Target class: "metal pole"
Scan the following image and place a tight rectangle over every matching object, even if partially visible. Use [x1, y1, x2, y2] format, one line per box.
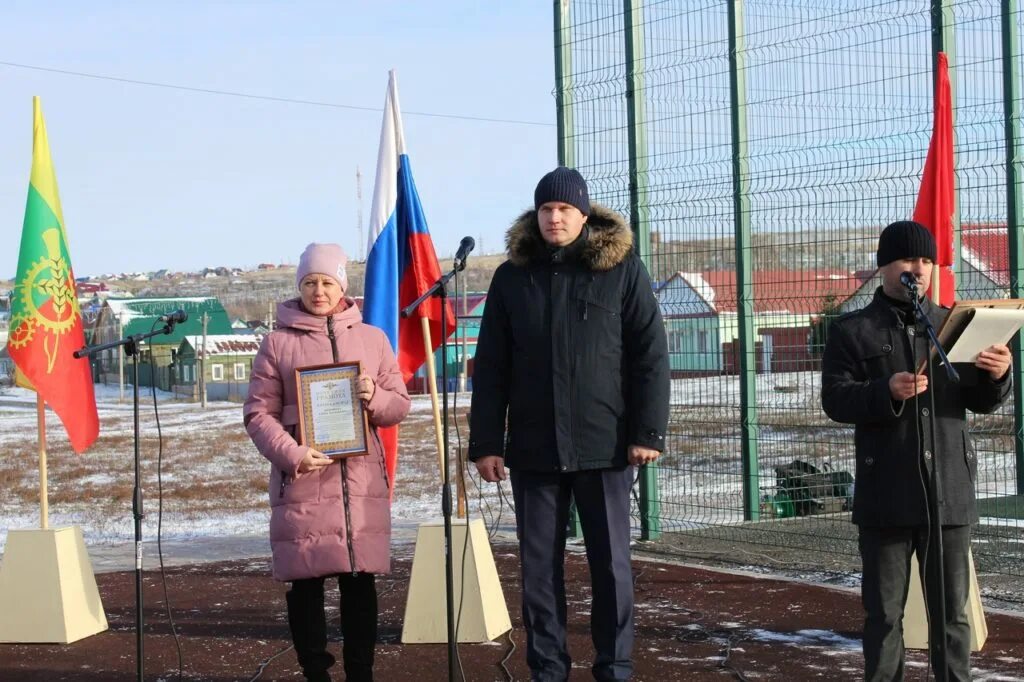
[1002, 0, 1024, 497]
[130, 345, 144, 682]
[118, 313, 124, 403]
[624, 0, 660, 541]
[440, 297, 457, 681]
[201, 312, 208, 408]
[458, 269, 467, 393]
[554, 0, 575, 168]
[727, 0, 760, 521]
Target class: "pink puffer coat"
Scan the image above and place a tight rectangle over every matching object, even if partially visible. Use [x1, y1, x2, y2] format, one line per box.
[243, 298, 410, 581]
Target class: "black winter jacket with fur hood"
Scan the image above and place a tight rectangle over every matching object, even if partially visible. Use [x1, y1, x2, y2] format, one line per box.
[467, 205, 670, 472]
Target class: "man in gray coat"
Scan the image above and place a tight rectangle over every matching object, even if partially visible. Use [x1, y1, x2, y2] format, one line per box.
[821, 220, 1012, 681]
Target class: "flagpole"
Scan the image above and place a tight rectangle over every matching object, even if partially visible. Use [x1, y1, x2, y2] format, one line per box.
[420, 316, 446, 477]
[37, 396, 48, 530]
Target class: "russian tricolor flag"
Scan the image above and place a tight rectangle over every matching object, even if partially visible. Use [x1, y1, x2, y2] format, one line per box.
[364, 70, 455, 488]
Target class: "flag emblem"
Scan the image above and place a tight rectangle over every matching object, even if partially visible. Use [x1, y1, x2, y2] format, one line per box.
[10, 228, 82, 371]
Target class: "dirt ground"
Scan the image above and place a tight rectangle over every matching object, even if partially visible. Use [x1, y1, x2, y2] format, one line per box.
[0, 542, 1022, 682]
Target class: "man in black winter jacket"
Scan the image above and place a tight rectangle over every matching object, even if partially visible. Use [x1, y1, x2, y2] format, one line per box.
[468, 167, 670, 681]
[822, 220, 1012, 681]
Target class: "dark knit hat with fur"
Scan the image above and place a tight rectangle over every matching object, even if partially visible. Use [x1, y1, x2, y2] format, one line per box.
[534, 166, 590, 216]
[876, 220, 937, 266]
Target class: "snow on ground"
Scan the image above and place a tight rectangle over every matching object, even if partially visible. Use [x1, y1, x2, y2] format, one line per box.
[0, 384, 498, 554]
[0, 372, 1018, 556]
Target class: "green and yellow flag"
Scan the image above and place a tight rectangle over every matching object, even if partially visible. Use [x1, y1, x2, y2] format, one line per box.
[9, 97, 98, 453]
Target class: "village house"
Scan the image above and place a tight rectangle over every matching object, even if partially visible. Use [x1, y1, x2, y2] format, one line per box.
[656, 270, 868, 375]
[175, 334, 262, 402]
[90, 297, 233, 390]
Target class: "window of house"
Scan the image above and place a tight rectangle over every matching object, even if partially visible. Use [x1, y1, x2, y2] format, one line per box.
[211, 364, 224, 381]
[234, 363, 246, 381]
[183, 365, 192, 383]
[698, 330, 709, 353]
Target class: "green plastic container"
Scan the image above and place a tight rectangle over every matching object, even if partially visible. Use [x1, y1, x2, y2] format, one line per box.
[772, 491, 795, 519]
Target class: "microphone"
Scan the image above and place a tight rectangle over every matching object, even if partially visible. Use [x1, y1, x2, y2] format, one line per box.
[899, 271, 918, 292]
[159, 309, 188, 324]
[452, 236, 475, 272]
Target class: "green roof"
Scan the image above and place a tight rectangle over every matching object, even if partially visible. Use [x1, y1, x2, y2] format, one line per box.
[103, 297, 234, 344]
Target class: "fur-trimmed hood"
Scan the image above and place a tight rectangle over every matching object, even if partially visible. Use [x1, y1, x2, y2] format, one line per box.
[505, 204, 633, 271]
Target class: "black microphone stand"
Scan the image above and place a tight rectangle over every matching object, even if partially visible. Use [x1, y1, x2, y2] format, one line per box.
[401, 264, 460, 682]
[74, 318, 181, 682]
[908, 283, 959, 681]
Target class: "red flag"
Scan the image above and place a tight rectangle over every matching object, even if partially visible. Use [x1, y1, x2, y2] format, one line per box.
[9, 97, 99, 453]
[913, 52, 956, 307]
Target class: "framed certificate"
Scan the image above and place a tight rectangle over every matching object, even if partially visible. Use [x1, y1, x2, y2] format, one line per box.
[294, 362, 369, 458]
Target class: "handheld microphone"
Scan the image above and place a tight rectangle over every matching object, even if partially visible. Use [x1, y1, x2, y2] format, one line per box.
[452, 236, 475, 272]
[899, 271, 918, 291]
[159, 309, 188, 324]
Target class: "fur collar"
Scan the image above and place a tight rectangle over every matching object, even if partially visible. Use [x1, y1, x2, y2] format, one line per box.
[505, 204, 633, 271]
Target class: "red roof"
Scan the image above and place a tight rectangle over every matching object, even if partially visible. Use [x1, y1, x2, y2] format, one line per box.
[961, 223, 1009, 287]
[694, 270, 868, 314]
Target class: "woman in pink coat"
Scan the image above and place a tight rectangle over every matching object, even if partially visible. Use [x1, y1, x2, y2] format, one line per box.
[244, 242, 410, 682]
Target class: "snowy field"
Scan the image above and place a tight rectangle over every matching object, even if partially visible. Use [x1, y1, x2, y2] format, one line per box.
[0, 371, 1019, 556]
[0, 383, 491, 554]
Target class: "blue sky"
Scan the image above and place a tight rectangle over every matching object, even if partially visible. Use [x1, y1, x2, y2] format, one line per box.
[0, 1, 557, 277]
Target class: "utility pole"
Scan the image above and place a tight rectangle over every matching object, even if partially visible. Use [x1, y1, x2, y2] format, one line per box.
[356, 165, 365, 261]
[200, 312, 208, 408]
[117, 312, 124, 403]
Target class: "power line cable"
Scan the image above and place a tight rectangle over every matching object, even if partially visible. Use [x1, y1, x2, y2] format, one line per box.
[0, 60, 554, 128]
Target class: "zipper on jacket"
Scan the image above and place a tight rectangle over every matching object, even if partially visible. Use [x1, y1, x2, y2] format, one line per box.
[340, 459, 358, 576]
[566, 269, 578, 468]
[326, 315, 358, 575]
[327, 315, 339, 361]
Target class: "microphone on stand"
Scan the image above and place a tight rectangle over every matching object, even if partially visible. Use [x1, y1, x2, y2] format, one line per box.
[159, 310, 188, 325]
[452, 236, 475, 272]
[899, 272, 919, 296]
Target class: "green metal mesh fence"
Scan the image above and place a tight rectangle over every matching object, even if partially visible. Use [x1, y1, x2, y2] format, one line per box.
[557, 0, 1023, 580]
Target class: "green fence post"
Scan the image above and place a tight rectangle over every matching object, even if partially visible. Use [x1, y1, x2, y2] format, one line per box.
[555, 0, 575, 169]
[727, 0, 760, 521]
[554, 0, 583, 538]
[1002, 0, 1024, 495]
[624, 0, 659, 540]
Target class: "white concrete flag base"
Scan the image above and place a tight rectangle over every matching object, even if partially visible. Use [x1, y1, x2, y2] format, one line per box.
[402, 518, 512, 643]
[0, 527, 108, 643]
[903, 549, 987, 652]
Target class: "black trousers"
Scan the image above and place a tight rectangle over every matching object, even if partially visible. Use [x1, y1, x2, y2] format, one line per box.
[286, 572, 377, 682]
[858, 525, 972, 682]
[511, 466, 635, 682]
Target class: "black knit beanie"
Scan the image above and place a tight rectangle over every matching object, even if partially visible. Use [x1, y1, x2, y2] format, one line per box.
[876, 220, 937, 267]
[534, 166, 590, 216]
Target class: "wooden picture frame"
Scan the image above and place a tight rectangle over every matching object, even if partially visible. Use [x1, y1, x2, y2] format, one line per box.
[294, 361, 369, 458]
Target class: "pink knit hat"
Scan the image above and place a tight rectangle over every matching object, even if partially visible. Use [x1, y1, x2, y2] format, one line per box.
[296, 242, 349, 292]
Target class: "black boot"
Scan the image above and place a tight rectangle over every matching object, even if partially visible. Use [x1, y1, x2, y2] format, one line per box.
[287, 578, 336, 682]
[339, 573, 378, 682]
